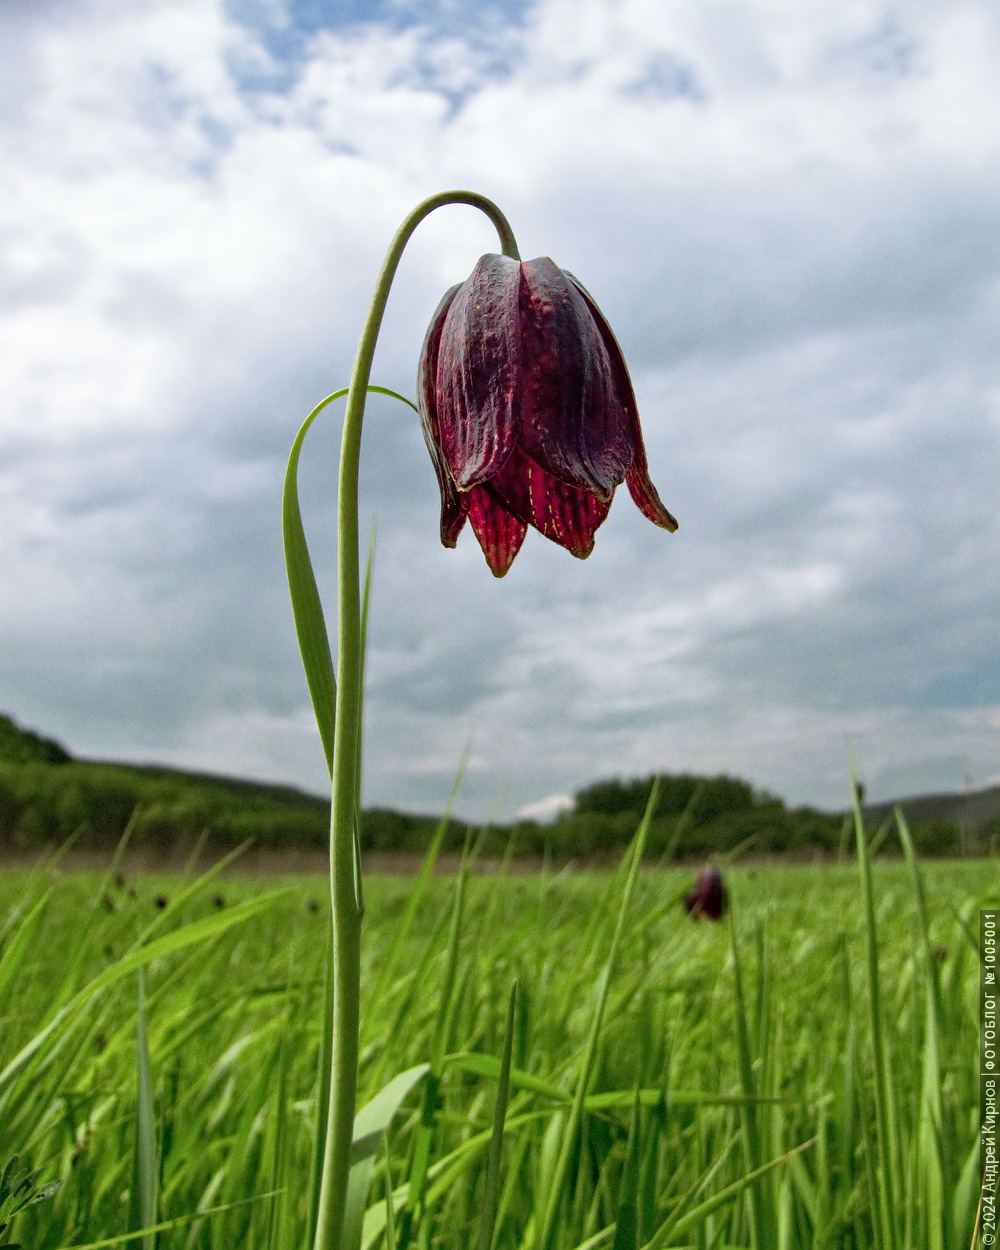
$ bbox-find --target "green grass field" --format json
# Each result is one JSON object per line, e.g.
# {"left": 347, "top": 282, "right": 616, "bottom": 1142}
{"left": 0, "top": 842, "right": 993, "bottom": 1249}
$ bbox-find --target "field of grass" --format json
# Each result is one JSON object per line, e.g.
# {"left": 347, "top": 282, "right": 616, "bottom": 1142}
{"left": 0, "top": 833, "right": 993, "bottom": 1249}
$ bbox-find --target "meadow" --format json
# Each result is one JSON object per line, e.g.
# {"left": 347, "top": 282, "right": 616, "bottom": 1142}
{"left": 0, "top": 828, "right": 992, "bottom": 1249}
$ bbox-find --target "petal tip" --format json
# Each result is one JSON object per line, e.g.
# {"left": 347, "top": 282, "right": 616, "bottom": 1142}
{"left": 468, "top": 486, "right": 527, "bottom": 577}
{"left": 625, "top": 463, "right": 678, "bottom": 533}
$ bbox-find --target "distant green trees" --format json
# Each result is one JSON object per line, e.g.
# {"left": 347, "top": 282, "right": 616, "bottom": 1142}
{"left": 0, "top": 714, "right": 70, "bottom": 765}
{"left": 0, "top": 757, "right": 331, "bottom": 850}
{"left": 0, "top": 712, "right": 968, "bottom": 858}
{"left": 545, "top": 773, "right": 844, "bottom": 857}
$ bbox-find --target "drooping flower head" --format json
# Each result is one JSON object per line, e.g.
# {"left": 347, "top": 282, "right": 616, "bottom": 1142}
{"left": 683, "top": 866, "right": 728, "bottom": 922}
{"left": 418, "top": 254, "right": 678, "bottom": 576}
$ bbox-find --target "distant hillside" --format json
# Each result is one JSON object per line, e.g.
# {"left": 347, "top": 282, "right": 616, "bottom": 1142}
{"left": 0, "top": 712, "right": 994, "bottom": 858}
{"left": 0, "top": 713, "right": 71, "bottom": 765}
{"left": 863, "top": 785, "right": 1000, "bottom": 843}
{"left": 0, "top": 712, "right": 332, "bottom": 851}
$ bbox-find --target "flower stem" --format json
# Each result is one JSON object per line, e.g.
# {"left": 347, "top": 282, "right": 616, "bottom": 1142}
{"left": 312, "top": 190, "right": 519, "bottom": 1250}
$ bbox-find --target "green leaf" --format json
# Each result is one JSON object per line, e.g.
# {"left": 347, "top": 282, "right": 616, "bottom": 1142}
{"left": 850, "top": 754, "right": 900, "bottom": 1250}
{"left": 0, "top": 890, "right": 290, "bottom": 1101}
{"left": 283, "top": 384, "right": 417, "bottom": 775}
{"left": 395, "top": 821, "right": 475, "bottom": 1249}
{"left": 477, "top": 982, "right": 517, "bottom": 1250}
{"left": 536, "top": 782, "right": 660, "bottom": 1250}
{"left": 129, "top": 970, "right": 157, "bottom": 1250}
{"left": 49, "top": 1192, "right": 281, "bottom": 1249}
{"left": 0, "top": 892, "right": 51, "bottom": 1011}
{"left": 642, "top": 1137, "right": 816, "bottom": 1250}
{"left": 341, "top": 1064, "right": 430, "bottom": 1250}
{"left": 611, "top": 1087, "right": 642, "bottom": 1250}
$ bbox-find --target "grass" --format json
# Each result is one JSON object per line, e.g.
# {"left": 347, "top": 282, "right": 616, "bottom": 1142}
{"left": 0, "top": 840, "right": 992, "bottom": 1249}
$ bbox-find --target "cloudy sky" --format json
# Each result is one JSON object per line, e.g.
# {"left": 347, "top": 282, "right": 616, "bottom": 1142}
{"left": 2, "top": 0, "right": 998, "bottom": 820}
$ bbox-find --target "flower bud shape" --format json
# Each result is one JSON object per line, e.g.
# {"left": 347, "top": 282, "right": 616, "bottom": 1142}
{"left": 418, "top": 254, "right": 678, "bottom": 576}
{"left": 683, "top": 866, "right": 728, "bottom": 921}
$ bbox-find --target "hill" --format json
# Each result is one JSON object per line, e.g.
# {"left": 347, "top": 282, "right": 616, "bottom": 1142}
{"left": 0, "top": 712, "right": 993, "bottom": 859}
{"left": 862, "top": 784, "right": 1000, "bottom": 853}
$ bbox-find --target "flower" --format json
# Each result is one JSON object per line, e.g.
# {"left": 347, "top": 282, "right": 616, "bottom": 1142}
{"left": 418, "top": 253, "right": 678, "bottom": 577}
{"left": 683, "top": 866, "right": 728, "bottom": 921}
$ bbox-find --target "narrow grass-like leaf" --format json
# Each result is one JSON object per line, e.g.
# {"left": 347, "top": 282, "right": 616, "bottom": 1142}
{"left": 131, "top": 969, "right": 157, "bottom": 1250}
{"left": 951, "top": 1135, "right": 981, "bottom": 1249}
{"left": 50, "top": 1191, "right": 282, "bottom": 1249}
{"left": 383, "top": 1135, "right": 397, "bottom": 1250}
{"left": 477, "top": 981, "right": 517, "bottom": 1250}
{"left": 611, "top": 1086, "right": 642, "bottom": 1250}
{"left": 264, "top": 960, "right": 297, "bottom": 1250}
{"left": 368, "top": 752, "right": 468, "bottom": 1016}
{"left": 643, "top": 1138, "right": 816, "bottom": 1250}
{"left": 130, "top": 839, "right": 254, "bottom": 951}
{"left": 535, "top": 781, "right": 659, "bottom": 1250}
{"left": 727, "top": 911, "right": 765, "bottom": 1250}
{"left": 567, "top": 1225, "right": 617, "bottom": 1250}
{"left": 0, "top": 890, "right": 289, "bottom": 1102}
{"left": 851, "top": 765, "right": 900, "bottom": 1250}
{"left": 396, "top": 834, "right": 474, "bottom": 1248}
{"left": 283, "top": 386, "right": 345, "bottom": 773}
{"left": 283, "top": 385, "right": 417, "bottom": 774}
{"left": 654, "top": 782, "right": 705, "bottom": 867}
{"left": 0, "top": 891, "right": 50, "bottom": 1010}
{"left": 360, "top": 1111, "right": 552, "bottom": 1250}
{"left": 896, "top": 806, "right": 945, "bottom": 1250}
{"left": 343, "top": 1064, "right": 430, "bottom": 1250}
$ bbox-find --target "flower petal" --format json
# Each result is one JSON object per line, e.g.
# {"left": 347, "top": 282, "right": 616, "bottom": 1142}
{"left": 417, "top": 282, "right": 469, "bottom": 546}
{"left": 567, "top": 272, "right": 679, "bottom": 533}
{"left": 435, "top": 253, "right": 521, "bottom": 490}
{"left": 489, "top": 450, "right": 611, "bottom": 559}
{"left": 625, "top": 445, "right": 679, "bottom": 532}
{"left": 517, "top": 259, "right": 633, "bottom": 501}
{"left": 467, "top": 485, "right": 527, "bottom": 577}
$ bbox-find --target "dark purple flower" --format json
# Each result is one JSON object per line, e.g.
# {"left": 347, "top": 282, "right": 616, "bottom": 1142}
{"left": 683, "top": 866, "right": 728, "bottom": 921}
{"left": 418, "top": 254, "right": 678, "bottom": 577}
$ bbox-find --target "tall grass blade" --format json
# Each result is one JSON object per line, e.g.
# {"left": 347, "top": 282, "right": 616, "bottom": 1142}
{"left": 477, "top": 981, "right": 518, "bottom": 1250}
{"left": 79, "top": 805, "right": 139, "bottom": 931}
{"left": 51, "top": 1192, "right": 282, "bottom": 1249}
{"left": 642, "top": 1137, "right": 816, "bottom": 1250}
{"left": 130, "top": 839, "right": 254, "bottom": 951}
{"left": 727, "top": 912, "right": 766, "bottom": 1250}
{"left": 654, "top": 781, "right": 704, "bottom": 868}
{"left": 535, "top": 781, "right": 659, "bottom": 1250}
{"left": 383, "top": 1135, "right": 397, "bottom": 1250}
{"left": 396, "top": 832, "right": 474, "bottom": 1249}
{"left": 611, "top": 1086, "right": 643, "bottom": 1250}
{"left": 851, "top": 766, "right": 899, "bottom": 1250}
{"left": 896, "top": 806, "right": 945, "bottom": 1250}
{"left": 0, "top": 891, "right": 51, "bottom": 1011}
{"left": 952, "top": 1136, "right": 981, "bottom": 1249}
{"left": 369, "top": 752, "right": 468, "bottom": 1011}
{"left": 0, "top": 891, "right": 289, "bottom": 1105}
{"left": 130, "top": 969, "right": 157, "bottom": 1250}
{"left": 264, "top": 967, "right": 296, "bottom": 1250}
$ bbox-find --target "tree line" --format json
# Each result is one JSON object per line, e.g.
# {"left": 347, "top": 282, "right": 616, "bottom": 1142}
{"left": 0, "top": 713, "right": 975, "bottom": 858}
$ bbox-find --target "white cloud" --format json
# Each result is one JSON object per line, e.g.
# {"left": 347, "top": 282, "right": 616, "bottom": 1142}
{"left": 1, "top": 0, "right": 999, "bottom": 817}
{"left": 516, "top": 792, "right": 573, "bottom": 823}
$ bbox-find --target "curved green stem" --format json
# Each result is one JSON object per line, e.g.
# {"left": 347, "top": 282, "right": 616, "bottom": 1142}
{"left": 312, "top": 191, "right": 520, "bottom": 1250}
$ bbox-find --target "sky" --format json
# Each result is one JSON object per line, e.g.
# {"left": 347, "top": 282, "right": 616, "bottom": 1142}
{"left": 1, "top": 0, "right": 998, "bottom": 821}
